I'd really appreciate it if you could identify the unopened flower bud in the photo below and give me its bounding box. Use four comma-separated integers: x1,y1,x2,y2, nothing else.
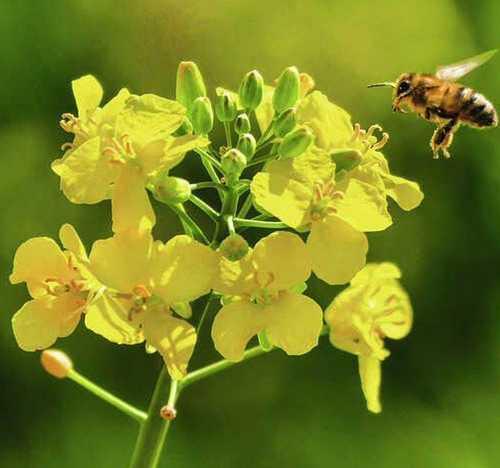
330,148,363,173
278,126,314,159
234,113,251,135
299,72,316,97
237,133,256,159
154,176,192,204
160,405,177,421
221,149,247,182
215,91,237,122
189,97,214,135
219,233,250,261
176,61,207,111
238,70,264,111
273,66,300,113
172,302,192,319
273,107,297,137
41,349,73,379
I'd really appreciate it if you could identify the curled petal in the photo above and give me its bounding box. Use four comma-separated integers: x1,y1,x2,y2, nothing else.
308,216,368,285
143,311,196,379
265,292,323,355
154,235,218,304
72,75,103,119
252,231,311,291
358,355,382,413
211,301,265,361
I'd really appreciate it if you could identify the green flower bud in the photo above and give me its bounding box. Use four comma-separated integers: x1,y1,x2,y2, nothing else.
176,61,207,111
238,70,264,111
189,96,214,135
330,148,363,173
172,302,192,319
234,113,251,135
273,107,297,137
299,72,315,97
237,133,257,159
273,66,300,113
219,233,250,261
221,148,247,182
278,126,314,159
215,90,237,122
153,176,192,204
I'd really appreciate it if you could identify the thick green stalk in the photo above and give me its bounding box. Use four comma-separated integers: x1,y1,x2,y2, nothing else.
128,368,179,468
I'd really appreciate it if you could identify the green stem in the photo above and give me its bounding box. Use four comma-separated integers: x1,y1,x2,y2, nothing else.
190,181,223,191
189,194,220,222
233,217,287,229
195,148,223,171
67,369,146,423
129,368,179,468
245,153,275,168
223,122,233,147
170,204,209,244
237,193,253,218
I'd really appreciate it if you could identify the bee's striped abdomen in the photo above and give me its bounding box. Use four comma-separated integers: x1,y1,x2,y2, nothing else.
460,88,498,128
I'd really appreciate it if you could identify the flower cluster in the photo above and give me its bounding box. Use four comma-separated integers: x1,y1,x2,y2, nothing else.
10,63,422,412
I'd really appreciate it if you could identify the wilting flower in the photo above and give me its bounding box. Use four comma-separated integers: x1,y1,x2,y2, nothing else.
212,231,323,361
251,148,391,284
85,231,218,379
9,224,97,351
296,91,424,210
52,75,208,234
324,263,413,413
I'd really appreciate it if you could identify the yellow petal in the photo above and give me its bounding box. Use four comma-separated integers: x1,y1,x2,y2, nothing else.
85,293,144,345
382,173,424,211
214,251,256,297
252,231,311,290
308,216,368,285
89,232,154,293
255,85,275,133
265,292,323,355
350,262,401,285
59,224,88,261
52,136,119,204
111,165,155,235
10,237,69,298
335,179,392,232
153,235,217,304
296,91,353,151
358,355,382,413
72,75,103,118
101,88,130,123
143,311,196,379
211,301,265,361
12,294,83,351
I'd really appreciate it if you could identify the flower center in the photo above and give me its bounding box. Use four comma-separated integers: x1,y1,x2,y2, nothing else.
102,133,136,165
309,181,344,221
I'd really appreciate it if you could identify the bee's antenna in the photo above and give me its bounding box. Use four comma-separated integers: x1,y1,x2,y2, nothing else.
367,82,396,89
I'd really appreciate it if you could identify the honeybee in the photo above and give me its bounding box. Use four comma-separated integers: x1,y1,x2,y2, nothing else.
368,50,498,159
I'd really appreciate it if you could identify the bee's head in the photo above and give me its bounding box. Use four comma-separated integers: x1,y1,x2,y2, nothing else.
395,73,413,98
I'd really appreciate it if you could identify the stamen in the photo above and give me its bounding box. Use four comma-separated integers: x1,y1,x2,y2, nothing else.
60,142,74,152
350,123,362,142
371,132,389,151
133,284,151,299
365,124,383,140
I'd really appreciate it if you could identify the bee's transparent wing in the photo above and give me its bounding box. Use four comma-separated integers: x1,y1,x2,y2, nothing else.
435,49,497,81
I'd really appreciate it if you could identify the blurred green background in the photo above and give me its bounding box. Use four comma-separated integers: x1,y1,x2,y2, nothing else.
1,0,499,466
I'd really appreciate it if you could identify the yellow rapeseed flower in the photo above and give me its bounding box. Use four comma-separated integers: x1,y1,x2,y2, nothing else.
251,148,391,284
85,230,218,379
52,75,209,234
324,263,413,413
10,224,96,351
211,231,323,361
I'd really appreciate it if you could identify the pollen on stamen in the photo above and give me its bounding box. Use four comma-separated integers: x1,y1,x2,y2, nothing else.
371,132,389,151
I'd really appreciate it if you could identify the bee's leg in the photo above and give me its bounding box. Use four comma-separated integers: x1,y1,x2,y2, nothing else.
431,118,458,159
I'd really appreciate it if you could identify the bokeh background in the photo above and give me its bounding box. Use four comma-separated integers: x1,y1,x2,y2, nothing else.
1,0,499,466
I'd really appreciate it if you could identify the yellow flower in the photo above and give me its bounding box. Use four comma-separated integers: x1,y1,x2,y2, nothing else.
211,231,323,361
296,91,424,211
52,75,209,234
251,148,391,284
9,224,96,351
324,263,413,413
85,231,218,379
